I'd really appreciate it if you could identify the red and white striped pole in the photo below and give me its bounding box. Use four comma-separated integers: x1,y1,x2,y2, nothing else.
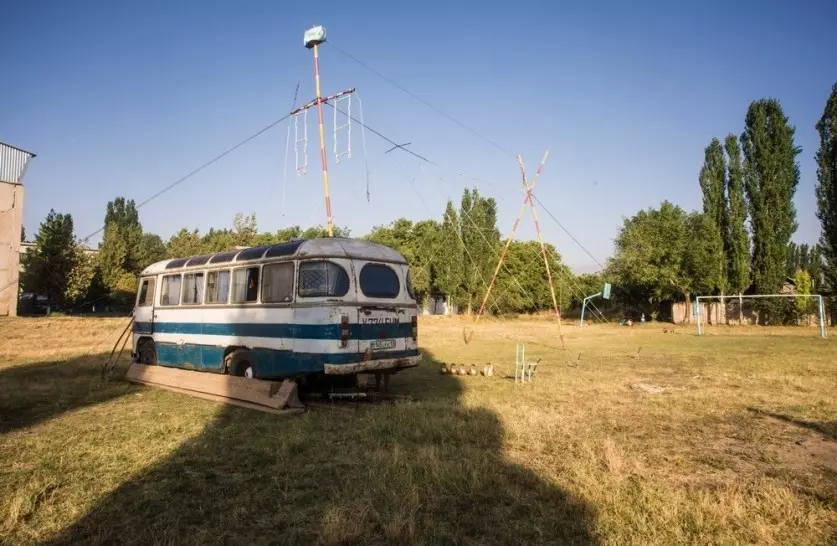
311,43,334,237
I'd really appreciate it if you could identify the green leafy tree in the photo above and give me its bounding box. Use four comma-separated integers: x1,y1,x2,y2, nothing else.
137,234,166,269
815,83,837,305
98,223,129,290
809,245,822,290
459,188,499,313
300,225,350,239
742,98,801,302
698,138,728,294
20,210,77,306
608,201,692,313
434,201,465,311
99,197,145,292
202,228,236,253
275,226,303,243
20,226,25,242
786,241,799,277
794,269,813,321
495,241,571,314
684,212,725,296
167,228,203,258
725,135,750,296
232,213,258,247
65,247,96,304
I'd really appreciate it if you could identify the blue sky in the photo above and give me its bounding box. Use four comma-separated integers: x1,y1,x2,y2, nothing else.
3,0,835,272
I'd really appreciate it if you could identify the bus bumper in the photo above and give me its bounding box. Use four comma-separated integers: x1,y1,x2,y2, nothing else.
324,353,421,375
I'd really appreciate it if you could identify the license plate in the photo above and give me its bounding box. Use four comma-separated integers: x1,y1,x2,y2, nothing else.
370,339,396,350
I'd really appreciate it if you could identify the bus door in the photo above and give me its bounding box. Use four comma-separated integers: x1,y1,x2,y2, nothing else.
134,276,156,335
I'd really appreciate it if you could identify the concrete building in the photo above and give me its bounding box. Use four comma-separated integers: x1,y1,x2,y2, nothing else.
1,142,36,316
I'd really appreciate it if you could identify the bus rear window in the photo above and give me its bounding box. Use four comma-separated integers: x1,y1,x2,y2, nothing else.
359,264,399,299
298,261,349,298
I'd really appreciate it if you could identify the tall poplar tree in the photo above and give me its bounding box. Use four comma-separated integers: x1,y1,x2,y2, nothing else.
741,99,801,314
725,135,750,297
698,138,728,296
815,83,837,301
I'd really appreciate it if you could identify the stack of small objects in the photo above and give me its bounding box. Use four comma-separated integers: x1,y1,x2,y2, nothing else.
440,363,494,377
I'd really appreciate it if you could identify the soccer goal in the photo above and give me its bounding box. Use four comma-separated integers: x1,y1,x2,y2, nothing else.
694,294,827,338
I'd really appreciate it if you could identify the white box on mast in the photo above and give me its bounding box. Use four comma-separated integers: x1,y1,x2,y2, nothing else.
304,25,326,49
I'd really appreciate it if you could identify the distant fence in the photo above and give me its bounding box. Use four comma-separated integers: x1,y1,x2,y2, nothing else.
671,299,824,326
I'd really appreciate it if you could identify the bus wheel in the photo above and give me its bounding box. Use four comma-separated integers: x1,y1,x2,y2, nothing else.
226,349,254,379
138,340,157,365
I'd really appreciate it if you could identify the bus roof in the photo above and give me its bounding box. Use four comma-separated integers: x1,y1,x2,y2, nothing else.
140,237,408,276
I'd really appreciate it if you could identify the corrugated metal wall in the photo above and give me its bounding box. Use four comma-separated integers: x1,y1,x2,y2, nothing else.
0,143,35,184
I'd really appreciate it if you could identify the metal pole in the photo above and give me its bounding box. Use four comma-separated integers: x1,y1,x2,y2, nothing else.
312,43,334,237
580,292,601,327
696,296,702,336
818,295,826,338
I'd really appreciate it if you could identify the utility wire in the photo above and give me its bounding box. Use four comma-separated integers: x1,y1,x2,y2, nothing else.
328,42,517,159
531,193,606,271
0,112,293,297
322,101,500,188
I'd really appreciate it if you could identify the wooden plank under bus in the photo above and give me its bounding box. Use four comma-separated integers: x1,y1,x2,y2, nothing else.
125,364,296,410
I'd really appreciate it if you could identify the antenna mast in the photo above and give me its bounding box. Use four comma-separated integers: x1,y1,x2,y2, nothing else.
292,25,355,237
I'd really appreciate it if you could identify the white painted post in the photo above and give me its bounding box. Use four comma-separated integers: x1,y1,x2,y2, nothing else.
696,297,702,336
817,295,826,338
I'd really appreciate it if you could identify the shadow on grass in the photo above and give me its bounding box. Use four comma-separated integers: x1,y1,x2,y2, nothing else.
38,349,596,545
0,354,137,434
747,407,837,441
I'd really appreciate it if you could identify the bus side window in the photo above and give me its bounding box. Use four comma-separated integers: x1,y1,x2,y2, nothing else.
262,262,294,303
137,278,155,307
182,272,205,305
232,267,260,303
206,270,230,304
160,274,182,306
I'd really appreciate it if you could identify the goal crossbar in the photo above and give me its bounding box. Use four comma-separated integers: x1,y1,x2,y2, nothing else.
695,294,826,338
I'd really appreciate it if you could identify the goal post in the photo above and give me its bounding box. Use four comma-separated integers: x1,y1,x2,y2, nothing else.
695,294,826,338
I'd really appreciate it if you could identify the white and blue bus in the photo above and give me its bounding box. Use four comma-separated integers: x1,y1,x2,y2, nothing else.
131,238,420,383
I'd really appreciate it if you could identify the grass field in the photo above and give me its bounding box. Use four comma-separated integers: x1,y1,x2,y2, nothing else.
1,316,835,545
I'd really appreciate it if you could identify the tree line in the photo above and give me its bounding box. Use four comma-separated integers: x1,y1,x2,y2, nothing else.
608,84,837,323
20,188,582,315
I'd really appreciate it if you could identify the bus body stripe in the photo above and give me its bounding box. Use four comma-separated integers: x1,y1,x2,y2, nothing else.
152,342,419,378
134,321,412,340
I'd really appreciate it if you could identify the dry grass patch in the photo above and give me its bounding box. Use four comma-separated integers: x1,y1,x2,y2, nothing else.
0,316,835,544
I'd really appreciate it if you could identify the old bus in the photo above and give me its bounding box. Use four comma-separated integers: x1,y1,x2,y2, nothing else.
131,238,420,382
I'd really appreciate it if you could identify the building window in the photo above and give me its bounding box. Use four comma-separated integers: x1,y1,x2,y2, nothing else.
206,270,230,304
232,267,260,303
182,272,205,305
137,278,155,307
298,261,349,298
160,275,182,306
262,262,295,303
359,264,400,298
